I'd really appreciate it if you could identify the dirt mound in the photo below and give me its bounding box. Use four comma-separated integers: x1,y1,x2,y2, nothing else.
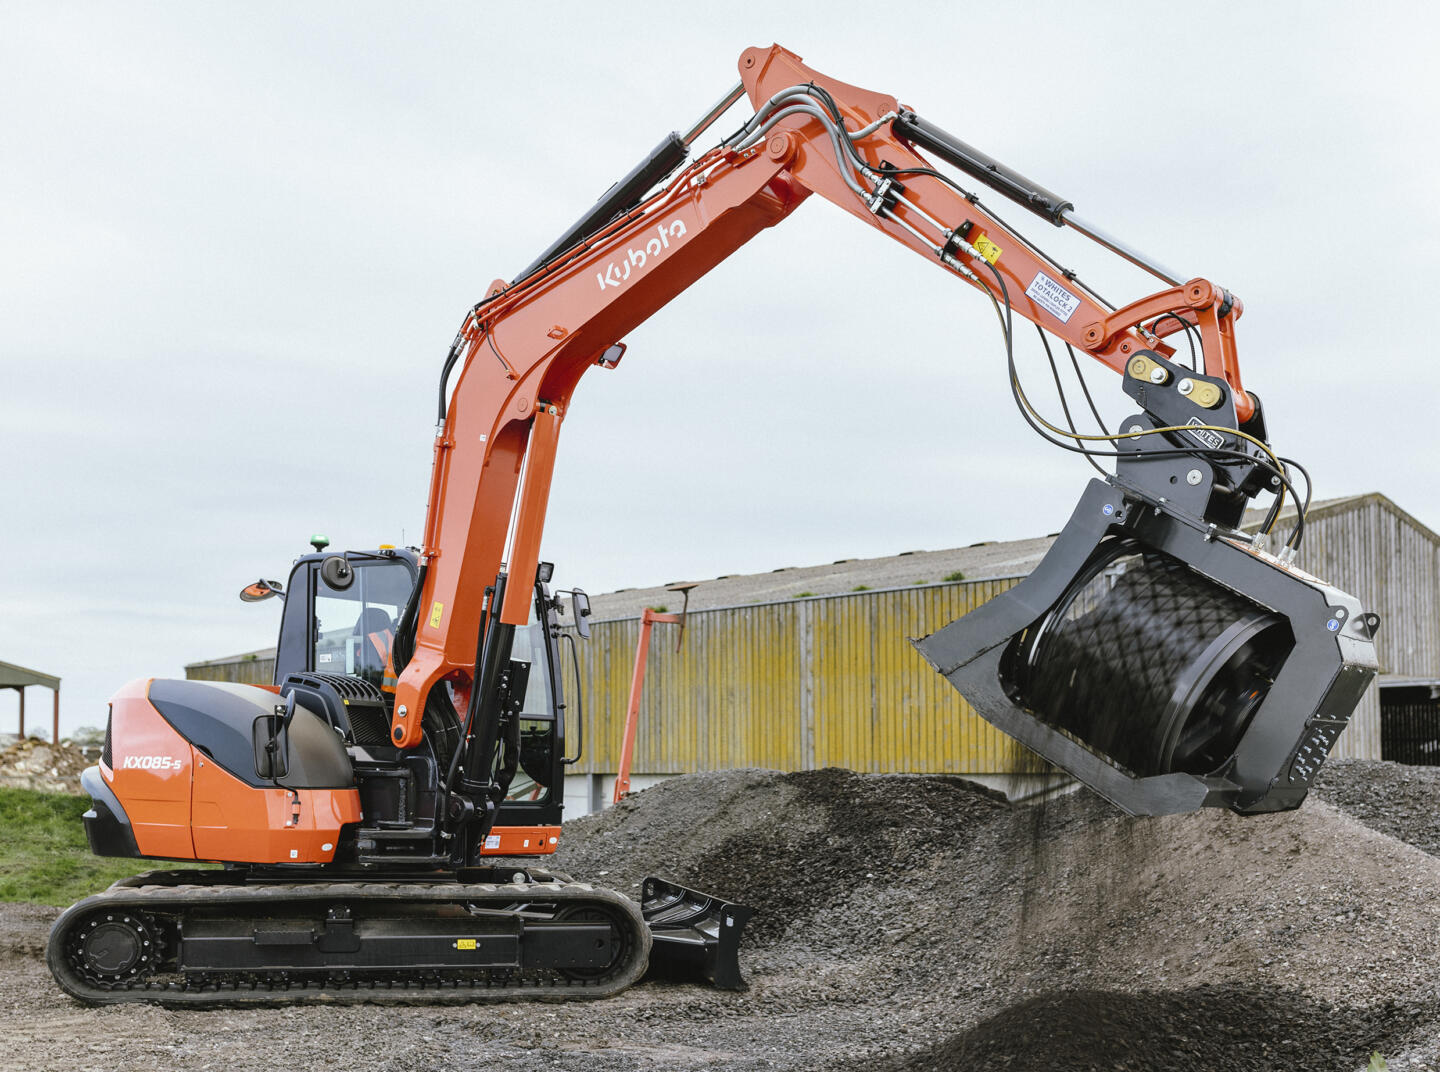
0,737,89,794
6,766,1440,1069
553,768,1440,1063
883,984,1410,1072
1314,757,1440,856
553,768,1009,942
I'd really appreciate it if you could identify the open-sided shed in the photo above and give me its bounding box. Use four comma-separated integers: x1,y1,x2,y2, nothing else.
0,660,60,742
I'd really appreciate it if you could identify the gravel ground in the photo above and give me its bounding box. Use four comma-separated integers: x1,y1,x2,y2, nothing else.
3,760,1439,1070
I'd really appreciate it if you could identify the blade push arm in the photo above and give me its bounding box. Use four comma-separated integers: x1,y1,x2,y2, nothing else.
391,43,1256,755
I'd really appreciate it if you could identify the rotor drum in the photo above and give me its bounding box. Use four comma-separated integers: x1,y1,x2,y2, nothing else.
1004,540,1295,778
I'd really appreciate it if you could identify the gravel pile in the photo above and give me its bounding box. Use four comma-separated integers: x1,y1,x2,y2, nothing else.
881,984,1412,1072
1314,758,1440,856
4,765,1440,1070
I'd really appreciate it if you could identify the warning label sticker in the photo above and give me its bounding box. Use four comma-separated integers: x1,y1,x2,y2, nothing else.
429,601,444,629
484,834,501,850
1026,270,1082,323
974,235,1002,264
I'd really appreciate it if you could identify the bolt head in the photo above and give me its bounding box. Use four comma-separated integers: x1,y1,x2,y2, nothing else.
1127,424,1144,435
1177,378,1195,396
397,705,408,719
1149,367,1168,384
1186,468,1203,485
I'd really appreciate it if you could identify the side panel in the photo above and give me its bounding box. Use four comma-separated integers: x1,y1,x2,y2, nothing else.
107,678,195,860
478,824,559,856
191,757,361,864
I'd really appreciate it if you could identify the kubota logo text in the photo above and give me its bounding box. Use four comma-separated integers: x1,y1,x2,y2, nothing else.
596,219,688,291
121,755,182,771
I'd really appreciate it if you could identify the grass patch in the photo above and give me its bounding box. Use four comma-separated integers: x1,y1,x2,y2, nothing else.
0,787,200,905
943,570,967,582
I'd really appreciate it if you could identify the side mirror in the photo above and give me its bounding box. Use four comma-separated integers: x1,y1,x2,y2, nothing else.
320,555,355,591
253,694,297,780
571,589,592,640
240,579,285,603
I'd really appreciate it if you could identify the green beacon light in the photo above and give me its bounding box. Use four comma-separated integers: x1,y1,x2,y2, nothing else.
310,533,330,553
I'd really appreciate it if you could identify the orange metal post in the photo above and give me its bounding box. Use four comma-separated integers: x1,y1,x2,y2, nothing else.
614,608,682,803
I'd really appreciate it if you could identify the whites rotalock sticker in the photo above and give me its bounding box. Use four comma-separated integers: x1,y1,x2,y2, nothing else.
1026,270,1082,323
484,834,501,850
1186,416,1225,450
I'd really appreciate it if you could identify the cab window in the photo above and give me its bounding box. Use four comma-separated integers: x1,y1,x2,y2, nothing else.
313,560,414,692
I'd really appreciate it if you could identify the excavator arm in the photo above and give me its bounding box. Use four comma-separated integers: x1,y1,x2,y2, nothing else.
394,44,1377,833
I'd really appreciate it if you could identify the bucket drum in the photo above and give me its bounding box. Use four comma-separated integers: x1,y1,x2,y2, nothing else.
915,478,1380,816
1002,539,1294,779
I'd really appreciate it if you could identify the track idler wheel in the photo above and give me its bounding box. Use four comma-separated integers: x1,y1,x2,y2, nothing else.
553,904,627,981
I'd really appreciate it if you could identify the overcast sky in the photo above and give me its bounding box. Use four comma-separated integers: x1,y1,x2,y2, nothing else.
4,2,1437,736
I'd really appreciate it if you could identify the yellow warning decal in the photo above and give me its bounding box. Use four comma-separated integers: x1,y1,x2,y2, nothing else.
455,938,477,950
429,601,444,629
975,236,1002,264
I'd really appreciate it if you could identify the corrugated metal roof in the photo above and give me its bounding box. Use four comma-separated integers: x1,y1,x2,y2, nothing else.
0,660,59,691
587,535,1056,622
187,648,276,670
1242,491,1439,545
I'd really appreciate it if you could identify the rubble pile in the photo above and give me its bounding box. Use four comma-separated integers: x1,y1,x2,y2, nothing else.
0,737,90,794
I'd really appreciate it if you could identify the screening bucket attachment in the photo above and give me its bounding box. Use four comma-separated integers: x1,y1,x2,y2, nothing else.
915,348,1380,815
915,477,1380,815
641,876,754,990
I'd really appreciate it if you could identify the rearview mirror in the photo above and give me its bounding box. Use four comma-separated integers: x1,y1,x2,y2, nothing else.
320,556,355,591
240,579,285,603
571,589,592,640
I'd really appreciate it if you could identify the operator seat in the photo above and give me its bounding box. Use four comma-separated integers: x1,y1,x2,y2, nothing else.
352,607,395,688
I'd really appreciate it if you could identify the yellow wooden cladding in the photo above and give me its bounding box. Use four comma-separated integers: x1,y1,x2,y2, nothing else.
563,579,1022,776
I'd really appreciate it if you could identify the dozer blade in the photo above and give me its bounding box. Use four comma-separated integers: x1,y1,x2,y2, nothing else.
914,478,1380,816
641,876,754,990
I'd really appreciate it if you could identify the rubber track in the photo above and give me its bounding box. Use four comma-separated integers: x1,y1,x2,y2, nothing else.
47,877,651,1008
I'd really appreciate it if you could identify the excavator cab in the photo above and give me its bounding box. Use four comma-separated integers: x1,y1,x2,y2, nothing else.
271,547,567,845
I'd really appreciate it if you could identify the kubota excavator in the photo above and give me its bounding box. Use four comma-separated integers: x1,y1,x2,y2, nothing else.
48,44,1380,1006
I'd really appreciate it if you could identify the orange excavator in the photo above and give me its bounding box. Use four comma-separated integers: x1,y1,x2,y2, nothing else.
49,44,1379,1005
